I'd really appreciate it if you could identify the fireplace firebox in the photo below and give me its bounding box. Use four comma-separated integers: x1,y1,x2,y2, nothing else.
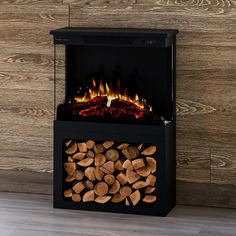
50,27,178,216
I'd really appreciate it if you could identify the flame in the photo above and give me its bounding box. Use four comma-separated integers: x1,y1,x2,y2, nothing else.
74,78,152,111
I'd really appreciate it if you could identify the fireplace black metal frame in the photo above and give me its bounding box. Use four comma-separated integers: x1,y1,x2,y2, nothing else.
51,27,178,216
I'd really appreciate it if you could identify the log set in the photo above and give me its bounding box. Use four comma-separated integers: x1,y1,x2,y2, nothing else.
63,139,157,207
57,96,165,125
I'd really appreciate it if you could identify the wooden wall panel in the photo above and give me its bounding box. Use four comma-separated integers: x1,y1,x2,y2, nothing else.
0,0,235,208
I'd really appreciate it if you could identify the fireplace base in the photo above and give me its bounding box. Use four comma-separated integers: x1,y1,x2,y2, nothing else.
54,120,175,216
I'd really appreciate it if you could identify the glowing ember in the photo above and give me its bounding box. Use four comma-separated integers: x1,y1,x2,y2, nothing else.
74,78,152,112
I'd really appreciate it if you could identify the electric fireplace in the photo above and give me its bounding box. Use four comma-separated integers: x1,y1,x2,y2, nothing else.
50,27,178,216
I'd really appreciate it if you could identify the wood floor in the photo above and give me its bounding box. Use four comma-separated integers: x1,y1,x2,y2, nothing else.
0,192,236,236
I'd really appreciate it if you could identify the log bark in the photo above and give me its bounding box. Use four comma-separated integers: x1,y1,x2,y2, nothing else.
94,182,109,196
83,190,95,202
105,149,119,162
65,143,77,155
141,146,157,156
65,175,75,183
67,156,73,163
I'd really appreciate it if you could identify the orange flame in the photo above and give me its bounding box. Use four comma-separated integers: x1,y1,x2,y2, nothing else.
74,78,152,111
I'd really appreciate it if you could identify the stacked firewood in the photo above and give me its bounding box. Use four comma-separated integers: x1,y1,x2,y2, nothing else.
63,139,157,207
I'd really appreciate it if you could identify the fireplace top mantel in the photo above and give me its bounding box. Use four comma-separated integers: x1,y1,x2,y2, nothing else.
50,27,178,48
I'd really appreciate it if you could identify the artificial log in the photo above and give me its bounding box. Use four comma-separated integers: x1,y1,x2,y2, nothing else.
109,180,120,194
95,196,111,204
84,167,96,181
145,186,156,194
72,194,81,202
94,182,109,196
122,159,133,170
78,142,87,153
94,144,105,154
136,166,151,177
120,186,132,197
116,172,127,185
94,154,106,167
104,174,115,185
126,169,140,184
122,146,139,160
132,158,145,170
95,166,105,181
83,190,95,202
146,174,156,187
86,140,95,149
114,160,124,171
65,143,77,155
72,152,86,160
105,149,119,162
100,161,115,174
132,181,147,190
65,175,75,183
64,189,73,198
141,145,157,156
143,195,156,203
84,180,94,190
72,182,85,194
129,190,141,206
103,141,114,149
73,170,84,181
111,193,125,203
117,143,129,150
87,150,95,158
146,157,156,173
64,162,76,175
77,158,94,167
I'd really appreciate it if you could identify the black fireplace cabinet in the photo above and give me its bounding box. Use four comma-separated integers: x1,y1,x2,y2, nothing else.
50,27,178,216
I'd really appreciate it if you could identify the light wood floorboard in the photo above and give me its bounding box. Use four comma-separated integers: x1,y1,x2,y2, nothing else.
0,192,236,236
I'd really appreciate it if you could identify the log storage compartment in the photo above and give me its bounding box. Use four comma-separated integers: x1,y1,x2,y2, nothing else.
51,28,178,216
